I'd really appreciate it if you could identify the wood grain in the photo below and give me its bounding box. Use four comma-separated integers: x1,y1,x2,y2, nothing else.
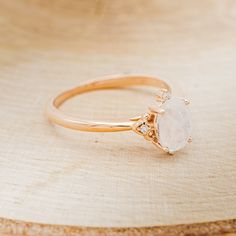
0,218,236,236
0,0,236,234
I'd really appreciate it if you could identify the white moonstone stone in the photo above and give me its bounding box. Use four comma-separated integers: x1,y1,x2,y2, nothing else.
156,97,191,152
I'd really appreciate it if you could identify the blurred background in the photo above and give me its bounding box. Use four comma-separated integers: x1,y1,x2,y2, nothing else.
0,0,236,230
1,0,235,66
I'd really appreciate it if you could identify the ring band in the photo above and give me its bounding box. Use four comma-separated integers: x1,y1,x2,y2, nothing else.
46,75,191,154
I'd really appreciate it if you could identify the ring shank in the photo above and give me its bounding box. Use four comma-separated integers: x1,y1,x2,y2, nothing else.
46,75,171,132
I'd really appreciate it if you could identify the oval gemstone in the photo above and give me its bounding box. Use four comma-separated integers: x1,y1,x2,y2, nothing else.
156,97,191,152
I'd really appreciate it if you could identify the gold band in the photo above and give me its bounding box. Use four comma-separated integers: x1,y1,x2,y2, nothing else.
46,75,171,132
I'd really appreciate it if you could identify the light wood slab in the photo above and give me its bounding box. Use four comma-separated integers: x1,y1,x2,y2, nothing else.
0,0,235,235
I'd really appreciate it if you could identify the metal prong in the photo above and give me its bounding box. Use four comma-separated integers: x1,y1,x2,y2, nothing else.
156,89,170,102
149,107,165,115
184,99,190,105
163,147,175,155
163,147,169,152
188,136,192,143
168,151,175,155
157,108,165,115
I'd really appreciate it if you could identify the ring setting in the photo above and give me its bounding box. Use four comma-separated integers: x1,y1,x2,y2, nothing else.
132,90,191,154
46,75,192,155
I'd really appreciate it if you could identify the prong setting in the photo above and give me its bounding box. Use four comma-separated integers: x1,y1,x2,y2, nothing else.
184,99,190,105
148,107,165,115
157,108,165,115
168,150,175,155
133,96,191,155
156,89,171,103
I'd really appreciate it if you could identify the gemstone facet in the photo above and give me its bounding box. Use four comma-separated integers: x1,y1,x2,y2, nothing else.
140,123,149,134
156,97,191,152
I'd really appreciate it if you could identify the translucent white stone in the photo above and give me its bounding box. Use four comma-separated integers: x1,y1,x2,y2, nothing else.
140,124,149,134
156,97,191,152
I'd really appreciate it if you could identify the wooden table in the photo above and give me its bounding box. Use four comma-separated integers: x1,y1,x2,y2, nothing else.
0,1,235,235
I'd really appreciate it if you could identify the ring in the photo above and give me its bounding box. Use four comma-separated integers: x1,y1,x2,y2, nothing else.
46,75,192,154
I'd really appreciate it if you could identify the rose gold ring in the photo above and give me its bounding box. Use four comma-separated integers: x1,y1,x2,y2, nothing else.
46,75,192,154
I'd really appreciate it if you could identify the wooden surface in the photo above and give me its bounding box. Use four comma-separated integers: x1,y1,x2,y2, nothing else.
0,0,236,235
1,218,236,236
